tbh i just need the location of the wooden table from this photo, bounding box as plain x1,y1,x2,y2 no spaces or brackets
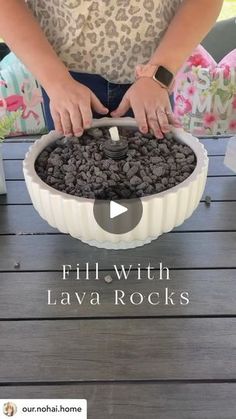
0,136,236,418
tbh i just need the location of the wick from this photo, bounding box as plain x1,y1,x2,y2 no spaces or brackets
109,126,120,143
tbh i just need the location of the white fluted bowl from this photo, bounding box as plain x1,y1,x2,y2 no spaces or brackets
23,117,208,249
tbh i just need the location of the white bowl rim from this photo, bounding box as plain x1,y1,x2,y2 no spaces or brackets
23,117,208,204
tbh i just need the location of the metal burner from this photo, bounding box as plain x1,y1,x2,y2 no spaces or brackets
104,126,128,160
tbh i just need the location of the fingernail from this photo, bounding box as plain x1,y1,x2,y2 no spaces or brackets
162,125,171,133
155,131,164,139
84,121,91,129
75,131,83,137
140,126,148,133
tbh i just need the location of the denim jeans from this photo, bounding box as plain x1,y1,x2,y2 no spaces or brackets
42,71,134,130
42,71,174,131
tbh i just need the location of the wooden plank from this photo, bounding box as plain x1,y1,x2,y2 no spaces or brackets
1,176,236,205
0,383,235,418
0,205,56,234
0,270,235,318
4,135,39,143
176,201,236,230
2,137,228,159
208,156,235,176
3,156,235,181
204,177,236,201
200,137,228,155
1,202,236,235
2,143,32,159
0,181,31,205
4,160,24,180
0,232,235,271
0,318,236,382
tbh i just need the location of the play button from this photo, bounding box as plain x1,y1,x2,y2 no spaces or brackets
110,201,128,219
93,198,143,235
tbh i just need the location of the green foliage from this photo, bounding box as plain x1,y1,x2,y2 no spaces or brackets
218,0,236,21
0,111,22,142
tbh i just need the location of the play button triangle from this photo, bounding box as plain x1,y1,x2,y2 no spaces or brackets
110,201,128,219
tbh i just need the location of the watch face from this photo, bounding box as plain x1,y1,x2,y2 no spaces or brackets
154,66,173,87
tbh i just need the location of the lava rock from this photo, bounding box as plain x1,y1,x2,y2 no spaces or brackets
127,165,139,179
152,166,164,177
35,127,197,200
130,176,142,186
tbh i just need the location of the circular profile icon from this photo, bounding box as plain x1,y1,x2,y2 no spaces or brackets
3,402,17,417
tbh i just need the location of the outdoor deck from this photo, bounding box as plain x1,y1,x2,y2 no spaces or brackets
0,135,236,418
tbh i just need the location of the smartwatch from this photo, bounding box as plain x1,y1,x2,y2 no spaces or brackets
135,64,174,90
153,65,174,89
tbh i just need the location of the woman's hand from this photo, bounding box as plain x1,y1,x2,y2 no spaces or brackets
111,78,181,138
48,77,109,137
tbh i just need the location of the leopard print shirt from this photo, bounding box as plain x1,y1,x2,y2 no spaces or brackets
27,0,182,83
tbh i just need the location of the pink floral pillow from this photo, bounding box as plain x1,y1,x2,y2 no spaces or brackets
173,45,236,135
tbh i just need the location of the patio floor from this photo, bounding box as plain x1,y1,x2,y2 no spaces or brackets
0,135,236,418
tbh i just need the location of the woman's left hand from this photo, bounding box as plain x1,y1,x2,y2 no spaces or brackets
111,78,181,138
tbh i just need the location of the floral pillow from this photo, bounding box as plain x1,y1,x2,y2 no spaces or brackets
0,53,47,136
173,45,236,135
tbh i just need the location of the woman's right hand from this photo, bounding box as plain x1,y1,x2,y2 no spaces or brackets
48,77,109,137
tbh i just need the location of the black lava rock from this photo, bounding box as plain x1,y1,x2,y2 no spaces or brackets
35,127,196,200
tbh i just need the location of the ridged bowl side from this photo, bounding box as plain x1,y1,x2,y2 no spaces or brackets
23,118,208,249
